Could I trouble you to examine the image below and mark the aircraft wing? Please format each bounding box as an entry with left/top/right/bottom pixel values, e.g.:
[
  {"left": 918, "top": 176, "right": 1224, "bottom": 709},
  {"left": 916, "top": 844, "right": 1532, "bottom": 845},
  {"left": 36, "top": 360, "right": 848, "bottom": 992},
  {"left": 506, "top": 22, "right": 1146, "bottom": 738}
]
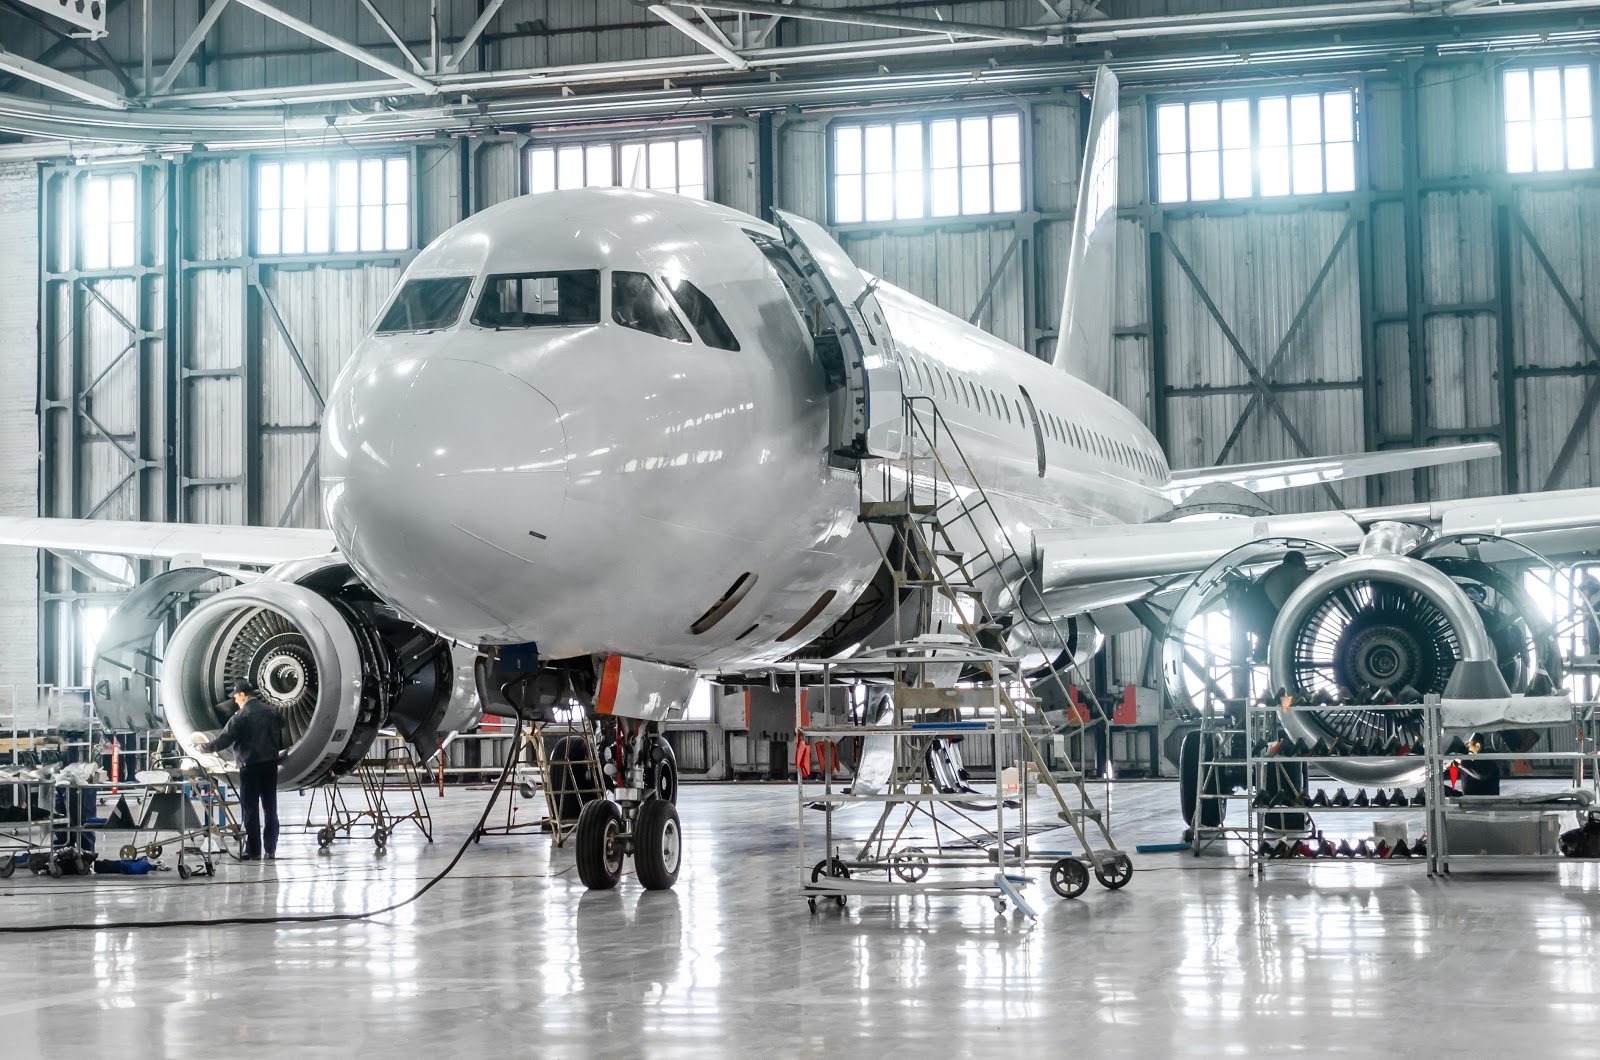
[
  {"left": 0, "top": 516, "right": 336, "bottom": 568},
  {"left": 1035, "top": 485, "right": 1600, "bottom": 612},
  {"left": 1165, "top": 441, "right": 1500, "bottom": 502}
]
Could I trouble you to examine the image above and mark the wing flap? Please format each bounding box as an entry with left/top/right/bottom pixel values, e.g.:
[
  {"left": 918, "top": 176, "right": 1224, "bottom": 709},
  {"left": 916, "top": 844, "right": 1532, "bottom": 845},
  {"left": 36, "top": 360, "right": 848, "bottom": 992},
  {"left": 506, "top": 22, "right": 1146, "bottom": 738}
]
[
  {"left": 0, "top": 516, "right": 336, "bottom": 568},
  {"left": 1166, "top": 442, "right": 1499, "bottom": 502}
]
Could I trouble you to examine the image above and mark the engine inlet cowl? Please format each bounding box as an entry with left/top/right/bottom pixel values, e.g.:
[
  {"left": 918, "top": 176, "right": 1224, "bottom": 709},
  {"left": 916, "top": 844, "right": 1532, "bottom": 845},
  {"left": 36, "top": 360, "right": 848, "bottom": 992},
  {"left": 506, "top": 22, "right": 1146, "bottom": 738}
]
[{"left": 163, "top": 579, "right": 377, "bottom": 789}]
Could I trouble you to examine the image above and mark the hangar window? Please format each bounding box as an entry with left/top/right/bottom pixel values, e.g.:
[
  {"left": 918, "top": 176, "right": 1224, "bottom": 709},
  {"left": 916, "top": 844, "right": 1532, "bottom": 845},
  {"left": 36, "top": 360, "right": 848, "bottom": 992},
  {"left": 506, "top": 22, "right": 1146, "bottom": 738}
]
[
  {"left": 526, "top": 135, "right": 706, "bottom": 198},
  {"left": 1504, "top": 65, "right": 1594, "bottom": 173},
  {"left": 831, "top": 111, "right": 1023, "bottom": 224},
  {"left": 1155, "top": 89, "right": 1357, "bottom": 203},
  {"left": 613, "top": 271, "right": 691, "bottom": 342},
  {"left": 256, "top": 156, "right": 409, "bottom": 256},
  {"left": 473, "top": 271, "right": 601, "bottom": 328},
  {"left": 80, "top": 172, "right": 136, "bottom": 270}
]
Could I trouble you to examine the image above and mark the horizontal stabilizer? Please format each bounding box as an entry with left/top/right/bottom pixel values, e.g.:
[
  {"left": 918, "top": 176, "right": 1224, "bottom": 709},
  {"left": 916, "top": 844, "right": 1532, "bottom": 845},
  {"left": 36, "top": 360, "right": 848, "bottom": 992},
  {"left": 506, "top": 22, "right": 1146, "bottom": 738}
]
[{"left": 1165, "top": 442, "right": 1499, "bottom": 502}]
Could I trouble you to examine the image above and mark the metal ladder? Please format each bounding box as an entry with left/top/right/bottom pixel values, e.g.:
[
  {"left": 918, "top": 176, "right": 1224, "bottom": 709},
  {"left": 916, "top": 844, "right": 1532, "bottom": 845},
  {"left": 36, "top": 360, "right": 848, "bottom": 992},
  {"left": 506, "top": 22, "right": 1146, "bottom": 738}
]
[{"left": 857, "top": 394, "right": 1124, "bottom": 869}]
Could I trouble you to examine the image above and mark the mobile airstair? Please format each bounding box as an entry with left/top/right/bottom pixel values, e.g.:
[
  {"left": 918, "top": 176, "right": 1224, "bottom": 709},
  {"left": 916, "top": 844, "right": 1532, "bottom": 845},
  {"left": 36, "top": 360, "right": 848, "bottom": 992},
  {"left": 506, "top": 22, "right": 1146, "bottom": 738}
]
[{"left": 796, "top": 395, "right": 1132, "bottom": 912}]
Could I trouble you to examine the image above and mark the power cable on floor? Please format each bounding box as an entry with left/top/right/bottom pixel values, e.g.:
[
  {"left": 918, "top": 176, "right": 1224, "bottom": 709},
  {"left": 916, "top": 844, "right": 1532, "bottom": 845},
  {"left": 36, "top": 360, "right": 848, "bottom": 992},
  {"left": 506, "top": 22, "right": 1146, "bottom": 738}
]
[{"left": 0, "top": 712, "right": 529, "bottom": 934}]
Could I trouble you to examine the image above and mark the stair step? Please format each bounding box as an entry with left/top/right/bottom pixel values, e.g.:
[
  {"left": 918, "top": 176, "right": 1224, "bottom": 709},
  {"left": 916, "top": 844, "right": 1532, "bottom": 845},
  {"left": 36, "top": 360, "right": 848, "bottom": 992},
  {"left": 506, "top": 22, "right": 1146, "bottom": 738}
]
[{"left": 860, "top": 501, "right": 937, "bottom": 521}]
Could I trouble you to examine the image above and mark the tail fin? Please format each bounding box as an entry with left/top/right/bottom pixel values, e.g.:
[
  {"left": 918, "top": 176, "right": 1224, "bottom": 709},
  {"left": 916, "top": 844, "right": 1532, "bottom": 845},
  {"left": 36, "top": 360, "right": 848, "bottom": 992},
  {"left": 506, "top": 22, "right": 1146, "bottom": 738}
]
[{"left": 1052, "top": 66, "right": 1120, "bottom": 390}]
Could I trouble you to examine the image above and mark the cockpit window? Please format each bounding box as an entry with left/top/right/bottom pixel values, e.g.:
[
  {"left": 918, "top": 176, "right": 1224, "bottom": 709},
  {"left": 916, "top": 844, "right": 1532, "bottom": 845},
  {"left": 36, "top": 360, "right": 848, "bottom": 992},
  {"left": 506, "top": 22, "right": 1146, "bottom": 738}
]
[
  {"left": 663, "top": 277, "right": 740, "bottom": 351},
  {"left": 472, "top": 270, "right": 600, "bottom": 328},
  {"left": 375, "top": 277, "right": 472, "bottom": 334},
  {"left": 612, "top": 271, "right": 690, "bottom": 343}
]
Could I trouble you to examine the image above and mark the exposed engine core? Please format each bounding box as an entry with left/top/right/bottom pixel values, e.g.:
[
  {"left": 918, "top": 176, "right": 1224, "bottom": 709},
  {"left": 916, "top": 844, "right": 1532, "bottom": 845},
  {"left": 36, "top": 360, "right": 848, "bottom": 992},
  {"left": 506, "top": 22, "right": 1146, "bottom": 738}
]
[{"left": 157, "top": 559, "right": 477, "bottom": 788}]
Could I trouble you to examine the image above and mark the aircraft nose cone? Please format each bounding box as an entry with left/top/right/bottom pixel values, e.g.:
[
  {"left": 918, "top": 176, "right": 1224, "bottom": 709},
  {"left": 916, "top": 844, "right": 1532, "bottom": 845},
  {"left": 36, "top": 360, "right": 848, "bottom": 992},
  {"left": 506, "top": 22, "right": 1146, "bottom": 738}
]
[{"left": 322, "top": 356, "right": 570, "bottom": 637}]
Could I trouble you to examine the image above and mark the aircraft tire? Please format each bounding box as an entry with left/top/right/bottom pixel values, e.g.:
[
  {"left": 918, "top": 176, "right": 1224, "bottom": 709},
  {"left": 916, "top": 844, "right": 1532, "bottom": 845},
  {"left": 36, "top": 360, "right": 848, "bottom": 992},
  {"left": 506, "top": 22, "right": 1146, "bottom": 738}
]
[
  {"left": 633, "top": 799, "right": 682, "bottom": 891},
  {"left": 575, "top": 799, "right": 625, "bottom": 890}
]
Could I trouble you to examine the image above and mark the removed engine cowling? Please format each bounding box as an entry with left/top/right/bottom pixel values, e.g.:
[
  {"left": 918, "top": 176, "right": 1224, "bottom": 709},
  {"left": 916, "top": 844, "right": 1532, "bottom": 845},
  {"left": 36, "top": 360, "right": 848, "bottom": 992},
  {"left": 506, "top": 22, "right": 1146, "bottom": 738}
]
[{"left": 153, "top": 559, "right": 477, "bottom": 788}]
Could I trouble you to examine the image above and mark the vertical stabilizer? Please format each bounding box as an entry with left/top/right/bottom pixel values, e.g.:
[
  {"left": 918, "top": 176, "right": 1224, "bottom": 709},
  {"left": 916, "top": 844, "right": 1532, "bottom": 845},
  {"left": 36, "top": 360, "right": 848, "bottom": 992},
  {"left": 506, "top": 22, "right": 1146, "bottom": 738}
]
[{"left": 1052, "top": 66, "right": 1120, "bottom": 390}]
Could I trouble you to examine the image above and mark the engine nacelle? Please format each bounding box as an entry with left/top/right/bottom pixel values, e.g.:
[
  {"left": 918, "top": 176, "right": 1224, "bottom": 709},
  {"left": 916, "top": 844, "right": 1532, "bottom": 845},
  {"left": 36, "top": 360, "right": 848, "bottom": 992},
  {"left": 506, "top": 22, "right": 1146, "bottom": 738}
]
[{"left": 145, "top": 560, "right": 477, "bottom": 788}]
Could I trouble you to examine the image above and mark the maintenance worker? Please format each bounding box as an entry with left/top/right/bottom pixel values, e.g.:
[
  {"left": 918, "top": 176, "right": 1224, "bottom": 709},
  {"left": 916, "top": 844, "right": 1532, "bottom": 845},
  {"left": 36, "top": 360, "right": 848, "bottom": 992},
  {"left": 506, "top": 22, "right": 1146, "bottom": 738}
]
[
  {"left": 195, "top": 680, "right": 284, "bottom": 861},
  {"left": 1241, "top": 551, "right": 1314, "bottom": 662}
]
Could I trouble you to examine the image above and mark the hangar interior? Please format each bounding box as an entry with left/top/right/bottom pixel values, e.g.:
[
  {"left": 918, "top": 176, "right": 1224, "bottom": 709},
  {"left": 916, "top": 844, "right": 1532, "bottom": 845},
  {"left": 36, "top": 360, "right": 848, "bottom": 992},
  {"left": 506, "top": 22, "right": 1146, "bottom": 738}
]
[{"left": 4, "top": 0, "right": 1600, "bottom": 1053}]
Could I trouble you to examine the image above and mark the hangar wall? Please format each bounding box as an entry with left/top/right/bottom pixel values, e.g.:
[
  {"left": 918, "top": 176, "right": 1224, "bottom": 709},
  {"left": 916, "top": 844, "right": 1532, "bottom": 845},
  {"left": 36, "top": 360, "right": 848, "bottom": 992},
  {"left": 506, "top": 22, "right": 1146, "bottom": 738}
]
[
  {"left": 0, "top": 162, "right": 37, "bottom": 692},
  {"left": 26, "top": 49, "right": 1600, "bottom": 698}
]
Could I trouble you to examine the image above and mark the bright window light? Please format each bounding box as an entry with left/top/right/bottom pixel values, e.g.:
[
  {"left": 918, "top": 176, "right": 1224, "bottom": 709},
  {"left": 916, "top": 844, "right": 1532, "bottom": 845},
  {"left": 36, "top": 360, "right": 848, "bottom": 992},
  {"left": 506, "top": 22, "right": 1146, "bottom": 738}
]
[
  {"left": 1156, "top": 88, "right": 1357, "bottom": 204},
  {"left": 1504, "top": 65, "right": 1593, "bottom": 174},
  {"left": 81, "top": 173, "right": 136, "bottom": 270},
  {"left": 527, "top": 135, "right": 705, "bottom": 198},
  {"left": 832, "top": 111, "right": 1022, "bottom": 224},
  {"left": 683, "top": 680, "right": 714, "bottom": 722},
  {"left": 257, "top": 155, "right": 409, "bottom": 256}
]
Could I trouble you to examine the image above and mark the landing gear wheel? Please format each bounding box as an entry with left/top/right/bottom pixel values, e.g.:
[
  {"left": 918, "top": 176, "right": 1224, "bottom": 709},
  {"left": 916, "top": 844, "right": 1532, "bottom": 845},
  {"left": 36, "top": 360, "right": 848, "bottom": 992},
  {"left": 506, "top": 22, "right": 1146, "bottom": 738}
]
[
  {"left": 575, "top": 799, "right": 625, "bottom": 890},
  {"left": 647, "top": 737, "right": 679, "bottom": 804},
  {"left": 890, "top": 848, "right": 930, "bottom": 883},
  {"left": 811, "top": 857, "right": 850, "bottom": 908},
  {"left": 1049, "top": 857, "right": 1090, "bottom": 899},
  {"left": 0, "top": 854, "right": 13, "bottom": 879},
  {"left": 316, "top": 826, "right": 336, "bottom": 849},
  {"left": 1094, "top": 852, "right": 1133, "bottom": 890},
  {"left": 1179, "top": 730, "right": 1226, "bottom": 830},
  {"left": 633, "top": 798, "right": 682, "bottom": 891},
  {"left": 119, "top": 844, "right": 137, "bottom": 861}
]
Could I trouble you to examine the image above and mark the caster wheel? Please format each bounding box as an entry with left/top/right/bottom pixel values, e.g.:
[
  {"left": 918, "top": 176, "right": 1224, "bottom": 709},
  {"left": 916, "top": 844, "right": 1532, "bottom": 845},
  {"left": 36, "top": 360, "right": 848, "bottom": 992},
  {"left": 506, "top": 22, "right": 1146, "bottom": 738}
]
[
  {"left": 374, "top": 830, "right": 388, "bottom": 853},
  {"left": 74, "top": 855, "right": 93, "bottom": 876},
  {"left": 575, "top": 800, "right": 625, "bottom": 890},
  {"left": 808, "top": 898, "right": 818, "bottom": 914},
  {"left": 149, "top": 844, "right": 163, "bottom": 859},
  {"left": 316, "top": 826, "right": 336, "bottom": 849},
  {"left": 835, "top": 895, "right": 847, "bottom": 908},
  {"left": 0, "top": 855, "right": 13, "bottom": 879},
  {"left": 204, "top": 859, "right": 215, "bottom": 876},
  {"left": 992, "top": 896, "right": 1007, "bottom": 914},
  {"left": 1050, "top": 857, "right": 1090, "bottom": 899},
  {"left": 1094, "top": 852, "right": 1133, "bottom": 890},
  {"left": 890, "top": 847, "right": 930, "bottom": 883},
  {"left": 518, "top": 782, "right": 537, "bottom": 801},
  {"left": 177, "top": 863, "right": 191, "bottom": 881},
  {"left": 47, "top": 857, "right": 63, "bottom": 879},
  {"left": 119, "top": 844, "right": 138, "bottom": 861}
]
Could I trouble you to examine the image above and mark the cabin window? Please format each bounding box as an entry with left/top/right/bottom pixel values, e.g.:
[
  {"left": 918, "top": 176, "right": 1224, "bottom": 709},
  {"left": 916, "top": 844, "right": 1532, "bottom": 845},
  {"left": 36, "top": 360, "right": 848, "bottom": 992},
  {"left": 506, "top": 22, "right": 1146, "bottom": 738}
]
[
  {"left": 473, "top": 270, "right": 601, "bottom": 328},
  {"left": 377, "top": 277, "right": 473, "bottom": 334},
  {"left": 612, "top": 271, "right": 691, "bottom": 342},
  {"left": 663, "top": 276, "right": 740, "bottom": 350}
]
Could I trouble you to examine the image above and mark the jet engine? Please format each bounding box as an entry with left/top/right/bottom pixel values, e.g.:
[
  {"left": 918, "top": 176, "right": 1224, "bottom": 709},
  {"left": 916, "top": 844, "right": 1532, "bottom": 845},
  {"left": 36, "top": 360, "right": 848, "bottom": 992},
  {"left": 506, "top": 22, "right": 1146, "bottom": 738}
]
[
  {"left": 1163, "top": 524, "right": 1568, "bottom": 815},
  {"left": 96, "top": 558, "right": 477, "bottom": 788}
]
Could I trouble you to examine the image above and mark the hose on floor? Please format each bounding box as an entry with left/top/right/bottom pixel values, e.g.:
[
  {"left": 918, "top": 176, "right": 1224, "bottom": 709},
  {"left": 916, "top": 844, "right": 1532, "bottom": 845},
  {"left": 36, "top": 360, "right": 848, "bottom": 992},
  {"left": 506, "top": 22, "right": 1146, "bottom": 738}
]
[{"left": 0, "top": 712, "right": 532, "bottom": 934}]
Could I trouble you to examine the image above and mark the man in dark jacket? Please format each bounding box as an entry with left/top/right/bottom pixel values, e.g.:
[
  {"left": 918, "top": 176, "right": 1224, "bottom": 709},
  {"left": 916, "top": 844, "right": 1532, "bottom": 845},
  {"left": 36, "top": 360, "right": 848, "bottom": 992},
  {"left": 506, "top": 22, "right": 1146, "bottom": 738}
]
[{"left": 196, "top": 680, "right": 284, "bottom": 861}]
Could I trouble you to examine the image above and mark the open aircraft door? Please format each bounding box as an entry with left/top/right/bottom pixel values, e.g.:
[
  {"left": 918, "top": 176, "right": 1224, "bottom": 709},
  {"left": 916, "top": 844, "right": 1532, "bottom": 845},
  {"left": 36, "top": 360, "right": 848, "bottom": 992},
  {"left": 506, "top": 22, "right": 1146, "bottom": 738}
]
[{"left": 773, "top": 210, "right": 907, "bottom": 463}]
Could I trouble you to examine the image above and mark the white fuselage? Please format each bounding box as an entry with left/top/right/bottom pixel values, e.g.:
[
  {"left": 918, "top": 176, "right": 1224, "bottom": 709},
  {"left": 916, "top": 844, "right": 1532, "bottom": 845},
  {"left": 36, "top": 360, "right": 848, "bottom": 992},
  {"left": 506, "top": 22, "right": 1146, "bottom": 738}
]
[{"left": 320, "top": 189, "right": 1171, "bottom": 669}]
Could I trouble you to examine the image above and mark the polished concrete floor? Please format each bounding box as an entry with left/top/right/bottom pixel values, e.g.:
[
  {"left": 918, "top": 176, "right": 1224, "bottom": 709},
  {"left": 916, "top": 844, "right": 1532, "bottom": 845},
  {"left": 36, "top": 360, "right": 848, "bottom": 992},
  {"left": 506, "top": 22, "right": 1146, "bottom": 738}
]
[{"left": 3, "top": 779, "right": 1600, "bottom": 1057}]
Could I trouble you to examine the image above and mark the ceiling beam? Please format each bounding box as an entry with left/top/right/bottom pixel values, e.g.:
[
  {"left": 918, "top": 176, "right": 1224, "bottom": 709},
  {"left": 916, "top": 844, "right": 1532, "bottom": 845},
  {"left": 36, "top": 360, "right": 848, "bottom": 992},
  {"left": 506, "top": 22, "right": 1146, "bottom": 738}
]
[
  {"left": 445, "top": 0, "right": 507, "bottom": 72},
  {"left": 0, "top": 41, "right": 126, "bottom": 107},
  {"left": 152, "top": 0, "right": 232, "bottom": 96},
  {"left": 229, "top": 0, "right": 437, "bottom": 94},
  {"left": 654, "top": 0, "right": 1063, "bottom": 45},
  {"left": 649, "top": 4, "right": 749, "bottom": 69},
  {"left": 357, "top": 0, "right": 425, "bottom": 74}
]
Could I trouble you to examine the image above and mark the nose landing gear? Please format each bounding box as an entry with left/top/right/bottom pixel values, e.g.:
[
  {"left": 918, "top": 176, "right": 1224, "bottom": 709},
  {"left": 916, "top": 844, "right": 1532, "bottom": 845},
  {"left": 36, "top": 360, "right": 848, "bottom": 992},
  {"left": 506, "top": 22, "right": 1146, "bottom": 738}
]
[{"left": 573, "top": 726, "right": 683, "bottom": 891}]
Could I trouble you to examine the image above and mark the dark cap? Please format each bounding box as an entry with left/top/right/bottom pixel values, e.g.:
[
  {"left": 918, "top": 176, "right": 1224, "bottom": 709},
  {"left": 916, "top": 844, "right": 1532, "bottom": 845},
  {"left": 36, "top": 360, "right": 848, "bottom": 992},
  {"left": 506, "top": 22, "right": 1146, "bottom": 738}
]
[{"left": 231, "top": 679, "right": 257, "bottom": 696}]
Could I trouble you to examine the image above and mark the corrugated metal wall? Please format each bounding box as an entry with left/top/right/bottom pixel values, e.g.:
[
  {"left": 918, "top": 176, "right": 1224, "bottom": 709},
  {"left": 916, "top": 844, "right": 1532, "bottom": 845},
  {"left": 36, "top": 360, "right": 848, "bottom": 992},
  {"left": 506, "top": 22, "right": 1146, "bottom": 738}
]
[
  {"left": 0, "top": 163, "right": 38, "bottom": 691},
  {"left": 29, "top": 54, "right": 1600, "bottom": 694}
]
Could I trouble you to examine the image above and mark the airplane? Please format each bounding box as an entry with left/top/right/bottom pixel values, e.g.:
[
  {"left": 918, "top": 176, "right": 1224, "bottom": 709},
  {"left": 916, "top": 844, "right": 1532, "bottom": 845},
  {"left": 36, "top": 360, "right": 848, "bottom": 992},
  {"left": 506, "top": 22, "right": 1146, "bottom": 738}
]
[{"left": 4, "top": 67, "right": 1598, "bottom": 889}]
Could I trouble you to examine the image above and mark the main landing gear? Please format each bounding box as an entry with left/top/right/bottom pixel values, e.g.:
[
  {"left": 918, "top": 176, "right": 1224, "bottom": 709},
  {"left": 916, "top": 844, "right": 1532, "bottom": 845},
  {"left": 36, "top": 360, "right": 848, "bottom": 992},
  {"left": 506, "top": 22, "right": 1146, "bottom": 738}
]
[{"left": 574, "top": 725, "right": 682, "bottom": 891}]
